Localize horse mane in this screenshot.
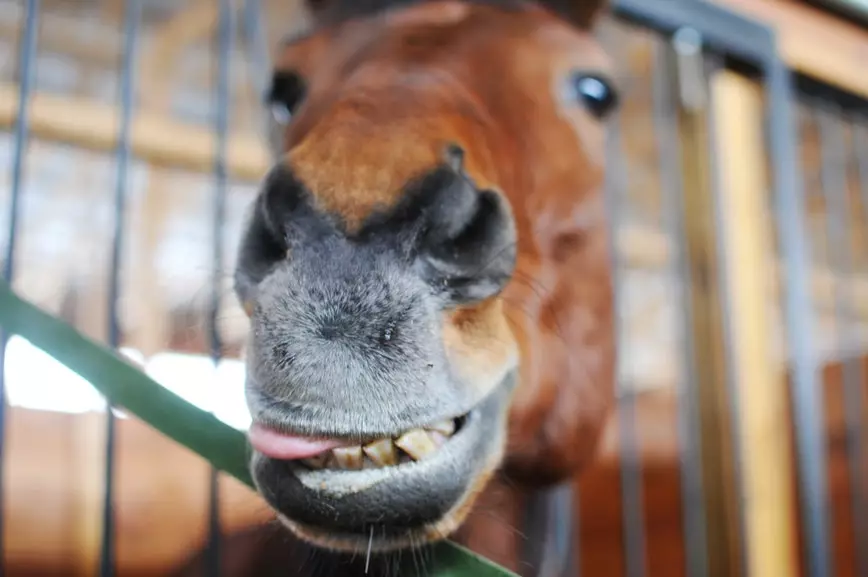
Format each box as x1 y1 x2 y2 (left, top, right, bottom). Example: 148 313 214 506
306 0 607 29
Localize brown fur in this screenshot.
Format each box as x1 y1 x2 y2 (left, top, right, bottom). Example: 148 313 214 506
261 0 615 569
442 299 519 398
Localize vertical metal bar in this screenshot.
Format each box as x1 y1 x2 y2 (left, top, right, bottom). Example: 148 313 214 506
242 0 271 102
670 28 742 577
855 118 868 571
817 105 868 577
765 59 832 577
567 494 579 577
858 121 868 223
0 2 39 574
205 1 234 575
522 483 576 577
603 93 648 577
100 2 141 576
651 33 709 577
242 0 281 163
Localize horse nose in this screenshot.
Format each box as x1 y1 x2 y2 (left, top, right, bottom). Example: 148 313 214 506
244 246 441 406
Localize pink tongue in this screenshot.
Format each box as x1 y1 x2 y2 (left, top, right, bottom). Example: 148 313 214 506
248 422 345 460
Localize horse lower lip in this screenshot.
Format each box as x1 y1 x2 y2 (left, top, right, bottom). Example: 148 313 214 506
248 376 517 545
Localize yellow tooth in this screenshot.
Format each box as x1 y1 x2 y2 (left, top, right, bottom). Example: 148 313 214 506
428 419 456 436
363 439 398 467
332 446 364 470
395 429 438 461
302 454 329 469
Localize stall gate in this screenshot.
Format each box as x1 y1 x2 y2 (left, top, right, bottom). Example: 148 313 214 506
0 0 866 576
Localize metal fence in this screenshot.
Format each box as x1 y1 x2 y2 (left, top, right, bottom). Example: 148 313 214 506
792 76 868 577
0 0 866 576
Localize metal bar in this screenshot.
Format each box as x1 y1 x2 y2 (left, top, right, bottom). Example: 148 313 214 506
651 33 709 577
521 483 575 577
670 27 743 577
0 2 39 573
205 0 235 575
765 57 832 577
242 0 271 102
603 87 648 577
242 0 276 159
816 105 868 577
99 2 142 576
854 118 868 572
611 0 774 67
566 494 578 577
859 121 868 220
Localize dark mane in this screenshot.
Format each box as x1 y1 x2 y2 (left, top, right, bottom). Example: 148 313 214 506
306 0 605 28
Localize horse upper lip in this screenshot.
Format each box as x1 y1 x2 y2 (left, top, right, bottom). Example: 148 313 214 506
245 382 479 441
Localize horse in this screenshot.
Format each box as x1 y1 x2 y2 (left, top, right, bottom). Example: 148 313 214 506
225 0 620 574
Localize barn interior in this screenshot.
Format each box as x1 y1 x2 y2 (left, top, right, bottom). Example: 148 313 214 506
0 0 867 575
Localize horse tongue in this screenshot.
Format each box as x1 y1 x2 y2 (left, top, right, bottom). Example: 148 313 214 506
248 422 345 460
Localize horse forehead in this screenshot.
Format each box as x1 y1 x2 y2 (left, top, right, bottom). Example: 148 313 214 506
277 5 604 231
532 21 611 71
286 3 563 69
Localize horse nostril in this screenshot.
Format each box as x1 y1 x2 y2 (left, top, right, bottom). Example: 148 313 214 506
318 320 343 341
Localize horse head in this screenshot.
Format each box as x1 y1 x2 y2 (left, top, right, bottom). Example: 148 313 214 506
234 0 618 557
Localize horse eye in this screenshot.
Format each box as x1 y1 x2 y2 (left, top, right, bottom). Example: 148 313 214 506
265 70 307 125
566 73 619 119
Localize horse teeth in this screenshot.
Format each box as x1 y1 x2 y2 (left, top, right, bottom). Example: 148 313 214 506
363 438 398 467
332 446 364 470
395 429 437 461
428 419 455 436
302 454 329 469
303 428 447 470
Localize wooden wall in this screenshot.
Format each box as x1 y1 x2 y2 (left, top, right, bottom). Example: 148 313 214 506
1 0 866 575
1 407 271 576
577 355 868 577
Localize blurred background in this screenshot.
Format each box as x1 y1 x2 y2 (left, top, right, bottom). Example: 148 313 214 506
0 0 867 575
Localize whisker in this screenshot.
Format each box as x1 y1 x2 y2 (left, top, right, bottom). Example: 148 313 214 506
501 293 570 349
392 527 403 577
507 267 551 300
506 269 571 343
501 304 569 353
409 533 422 576
472 506 528 539
365 525 374 573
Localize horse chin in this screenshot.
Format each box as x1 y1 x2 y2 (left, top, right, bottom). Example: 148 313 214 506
248 371 517 555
